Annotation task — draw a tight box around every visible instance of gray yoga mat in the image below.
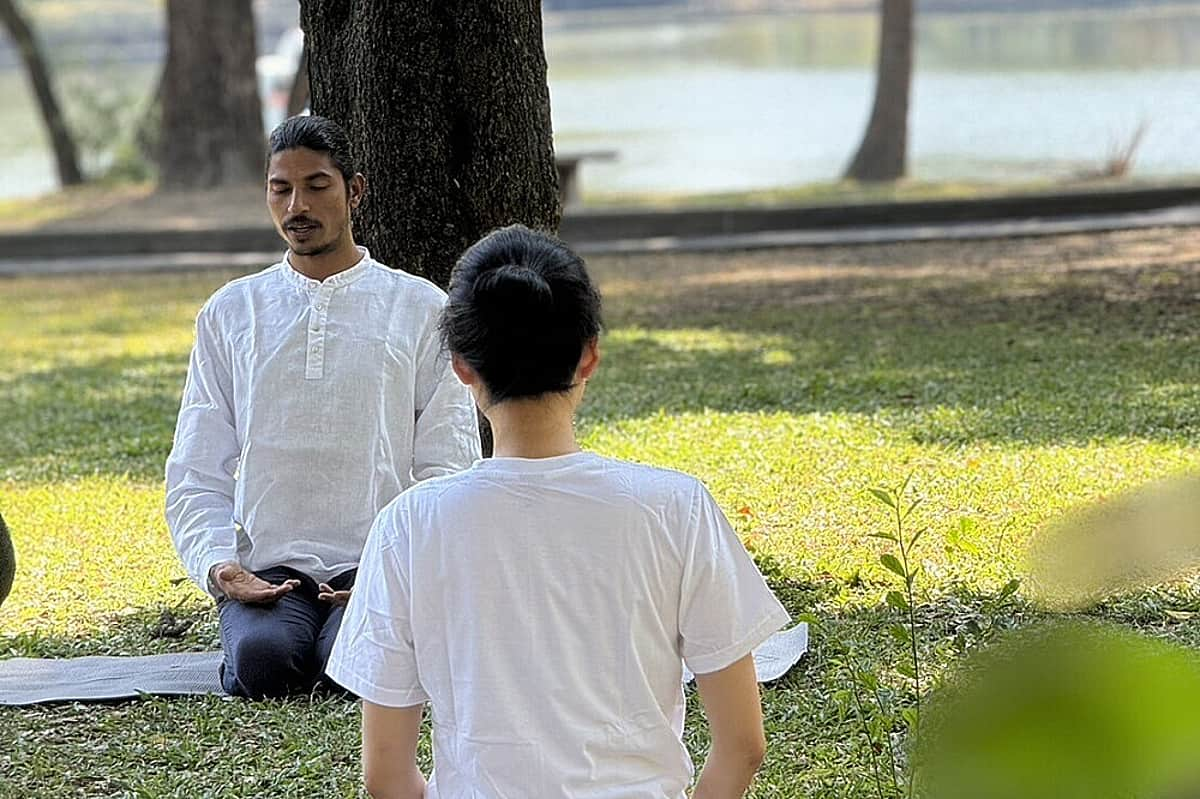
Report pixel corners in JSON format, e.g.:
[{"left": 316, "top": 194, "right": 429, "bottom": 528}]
[
  {"left": 0, "top": 624, "right": 808, "bottom": 706},
  {"left": 0, "top": 651, "right": 224, "bottom": 706}
]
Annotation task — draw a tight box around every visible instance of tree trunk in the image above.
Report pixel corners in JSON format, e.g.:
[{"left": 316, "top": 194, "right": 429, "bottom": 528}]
[
  {"left": 844, "top": 0, "right": 914, "bottom": 183},
  {"left": 0, "top": 0, "right": 83, "bottom": 187},
  {"left": 287, "top": 42, "right": 310, "bottom": 118},
  {"left": 298, "top": 0, "right": 561, "bottom": 290},
  {"left": 159, "top": 0, "right": 264, "bottom": 190}
]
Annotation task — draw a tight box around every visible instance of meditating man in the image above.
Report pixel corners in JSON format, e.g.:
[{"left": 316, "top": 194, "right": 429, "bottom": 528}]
[{"left": 165, "top": 115, "right": 480, "bottom": 699}]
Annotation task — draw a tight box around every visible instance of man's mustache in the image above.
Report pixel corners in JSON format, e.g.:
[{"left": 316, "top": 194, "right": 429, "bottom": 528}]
[{"left": 284, "top": 216, "right": 320, "bottom": 229}]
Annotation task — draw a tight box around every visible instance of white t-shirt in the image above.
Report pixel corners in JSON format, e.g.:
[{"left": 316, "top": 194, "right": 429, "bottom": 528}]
[{"left": 326, "top": 451, "right": 790, "bottom": 799}]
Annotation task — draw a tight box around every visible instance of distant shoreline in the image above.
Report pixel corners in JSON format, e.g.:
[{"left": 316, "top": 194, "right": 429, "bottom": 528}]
[
  {"left": 545, "top": 0, "right": 1200, "bottom": 30},
  {"left": 0, "top": 1, "right": 1196, "bottom": 67}
]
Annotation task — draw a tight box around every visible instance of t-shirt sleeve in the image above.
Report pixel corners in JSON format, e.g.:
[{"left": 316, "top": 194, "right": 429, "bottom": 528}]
[
  {"left": 325, "top": 503, "right": 429, "bottom": 707},
  {"left": 678, "top": 482, "right": 791, "bottom": 676}
]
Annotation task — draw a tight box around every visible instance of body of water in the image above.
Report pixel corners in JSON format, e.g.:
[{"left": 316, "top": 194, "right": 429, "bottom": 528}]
[{"left": 2, "top": 7, "right": 1199, "bottom": 201}]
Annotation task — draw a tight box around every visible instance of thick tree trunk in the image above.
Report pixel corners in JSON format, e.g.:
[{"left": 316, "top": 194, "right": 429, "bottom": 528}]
[
  {"left": 298, "top": 0, "right": 561, "bottom": 290},
  {"left": 159, "top": 0, "right": 264, "bottom": 190},
  {"left": 844, "top": 0, "right": 914, "bottom": 183},
  {"left": 287, "top": 42, "right": 310, "bottom": 118},
  {"left": 0, "top": 0, "right": 83, "bottom": 187}
]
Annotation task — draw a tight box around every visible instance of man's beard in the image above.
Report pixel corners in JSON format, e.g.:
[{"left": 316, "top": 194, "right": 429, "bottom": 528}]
[{"left": 292, "top": 229, "right": 344, "bottom": 257}]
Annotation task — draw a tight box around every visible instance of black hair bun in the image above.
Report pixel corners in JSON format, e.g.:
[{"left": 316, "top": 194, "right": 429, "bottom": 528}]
[
  {"left": 440, "top": 224, "right": 603, "bottom": 403},
  {"left": 471, "top": 264, "right": 554, "bottom": 315}
]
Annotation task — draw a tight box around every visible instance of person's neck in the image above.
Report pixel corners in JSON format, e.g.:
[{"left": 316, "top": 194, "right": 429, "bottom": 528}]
[
  {"left": 289, "top": 238, "right": 363, "bottom": 282},
  {"left": 486, "top": 397, "right": 580, "bottom": 459}
]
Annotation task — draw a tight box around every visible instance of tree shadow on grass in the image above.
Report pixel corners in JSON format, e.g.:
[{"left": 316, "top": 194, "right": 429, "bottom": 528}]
[
  {"left": 1, "top": 352, "right": 185, "bottom": 482},
  {"left": 586, "top": 259, "right": 1200, "bottom": 446},
  {"left": 6, "top": 243, "right": 1200, "bottom": 487}
]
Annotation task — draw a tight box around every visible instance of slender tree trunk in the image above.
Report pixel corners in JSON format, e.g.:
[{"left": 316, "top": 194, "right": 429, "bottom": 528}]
[
  {"left": 287, "top": 42, "right": 310, "bottom": 118},
  {"left": 298, "top": 0, "right": 561, "bottom": 290},
  {"left": 159, "top": 0, "right": 264, "bottom": 189},
  {"left": 844, "top": 0, "right": 914, "bottom": 183},
  {"left": 0, "top": 0, "right": 83, "bottom": 186}
]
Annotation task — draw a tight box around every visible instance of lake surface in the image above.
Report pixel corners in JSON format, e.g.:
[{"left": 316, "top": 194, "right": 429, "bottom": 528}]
[{"left": 2, "top": 7, "right": 1199, "bottom": 201}]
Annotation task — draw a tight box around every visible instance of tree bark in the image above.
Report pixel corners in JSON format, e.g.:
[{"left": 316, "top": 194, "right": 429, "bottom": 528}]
[
  {"left": 298, "top": 0, "right": 561, "bottom": 290},
  {"left": 159, "top": 0, "right": 264, "bottom": 190},
  {"left": 0, "top": 0, "right": 83, "bottom": 187},
  {"left": 844, "top": 0, "right": 914, "bottom": 183},
  {"left": 287, "top": 42, "right": 310, "bottom": 118}
]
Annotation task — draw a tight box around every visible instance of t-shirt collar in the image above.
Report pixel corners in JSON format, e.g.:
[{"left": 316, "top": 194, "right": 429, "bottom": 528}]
[
  {"left": 475, "top": 451, "right": 596, "bottom": 473},
  {"left": 282, "top": 246, "right": 373, "bottom": 290}
]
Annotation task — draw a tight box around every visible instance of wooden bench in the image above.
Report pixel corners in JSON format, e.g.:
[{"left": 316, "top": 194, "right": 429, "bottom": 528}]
[{"left": 556, "top": 150, "right": 617, "bottom": 208}]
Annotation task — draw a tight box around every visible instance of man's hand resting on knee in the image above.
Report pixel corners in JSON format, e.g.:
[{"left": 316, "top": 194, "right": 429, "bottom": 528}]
[
  {"left": 318, "top": 583, "right": 352, "bottom": 606},
  {"left": 210, "top": 561, "right": 300, "bottom": 604}
]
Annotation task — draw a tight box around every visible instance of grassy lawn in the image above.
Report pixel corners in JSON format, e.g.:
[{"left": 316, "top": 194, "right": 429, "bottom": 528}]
[{"left": 4, "top": 228, "right": 1200, "bottom": 796}]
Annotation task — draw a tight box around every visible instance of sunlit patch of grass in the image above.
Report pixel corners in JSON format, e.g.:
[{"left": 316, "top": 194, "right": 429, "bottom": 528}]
[
  {"left": 0, "top": 478, "right": 202, "bottom": 639},
  {"left": 583, "top": 410, "right": 1198, "bottom": 591}
]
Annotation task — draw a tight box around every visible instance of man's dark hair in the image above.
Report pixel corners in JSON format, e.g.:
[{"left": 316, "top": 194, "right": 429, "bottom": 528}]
[
  {"left": 266, "top": 115, "right": 356, "bottom": 184},
  {"left": 440, "top": 225, "right": 603, "bottom": 404}
]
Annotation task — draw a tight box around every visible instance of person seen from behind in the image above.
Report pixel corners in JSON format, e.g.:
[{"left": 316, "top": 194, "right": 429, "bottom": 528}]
[{"left": 326, "top": 225, "right": 790, "bottom": 798}]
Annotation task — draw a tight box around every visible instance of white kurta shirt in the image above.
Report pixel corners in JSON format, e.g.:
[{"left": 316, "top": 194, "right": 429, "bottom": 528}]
[
  {"left": 165, "top": 248, "right": 481, "bottom": 595},
  {"left": 327, "top": 452, "right": 790, "bottom": 799}
]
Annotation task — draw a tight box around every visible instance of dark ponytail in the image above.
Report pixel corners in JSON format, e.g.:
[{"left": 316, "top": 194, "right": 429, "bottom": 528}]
[{"left": 440, "top": 225, "right": 603, "bottom": 402}]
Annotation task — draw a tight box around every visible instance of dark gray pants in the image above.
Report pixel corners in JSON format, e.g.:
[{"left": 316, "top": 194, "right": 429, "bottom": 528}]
[{"left": 217, "top": 565, "right": 356, "bottom": 699}]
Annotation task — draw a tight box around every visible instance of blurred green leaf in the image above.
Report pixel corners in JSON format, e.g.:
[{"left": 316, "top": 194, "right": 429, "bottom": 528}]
[
  {"left": 1028, "top": 473, "right": 1200, "bottom": 611},
  {"left": 916, "top": 623, "right": 1200, "bottom": 799}
]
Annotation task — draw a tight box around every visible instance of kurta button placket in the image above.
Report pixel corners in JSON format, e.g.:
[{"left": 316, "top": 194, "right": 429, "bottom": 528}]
[{"left": 305, "top": 284, "right": 333, "bottom": 380}]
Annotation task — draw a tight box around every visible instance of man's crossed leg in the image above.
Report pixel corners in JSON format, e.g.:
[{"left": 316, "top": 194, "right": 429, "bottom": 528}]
[{"left": 217, "top": 566, "right": 356, "bottom": 699}]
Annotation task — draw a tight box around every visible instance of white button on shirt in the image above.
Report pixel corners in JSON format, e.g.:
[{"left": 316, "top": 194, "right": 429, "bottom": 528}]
[{"left": 165, "top": 248, "right": 481, "bottom": 595}]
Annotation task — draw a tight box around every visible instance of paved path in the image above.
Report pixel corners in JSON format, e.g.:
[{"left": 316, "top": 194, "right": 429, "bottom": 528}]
[{"left": 575, "top": 204, "right": 1200, "bottom": 255}]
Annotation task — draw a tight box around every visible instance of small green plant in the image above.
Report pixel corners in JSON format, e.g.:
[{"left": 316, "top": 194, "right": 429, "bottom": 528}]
[
  {"left": 832, "top": 648, "right": 905, "bottom": 799},
  {"left": 869, "top": 476, "right": 925, "bottom": 705},
  {"left": 834, "top": 475, "right": 927, "bottom": 798}
]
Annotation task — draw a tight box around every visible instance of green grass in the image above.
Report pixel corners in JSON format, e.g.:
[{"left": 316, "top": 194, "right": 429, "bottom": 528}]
[{"left": 4, "top": 233, "right": 1200, "bottom": 796}]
